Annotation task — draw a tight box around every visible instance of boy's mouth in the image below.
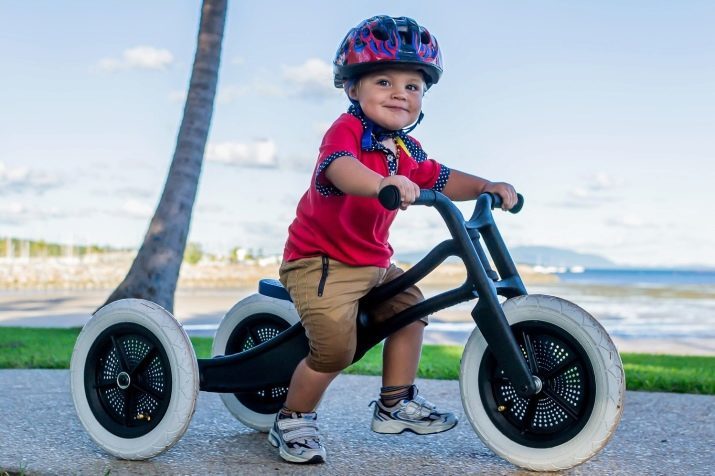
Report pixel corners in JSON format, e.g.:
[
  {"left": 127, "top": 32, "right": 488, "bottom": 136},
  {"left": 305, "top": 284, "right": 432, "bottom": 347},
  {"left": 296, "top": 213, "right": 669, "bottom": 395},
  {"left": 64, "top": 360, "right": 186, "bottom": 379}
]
[{"left": 384, "top": 105, "right": 409, "bottom": 112}]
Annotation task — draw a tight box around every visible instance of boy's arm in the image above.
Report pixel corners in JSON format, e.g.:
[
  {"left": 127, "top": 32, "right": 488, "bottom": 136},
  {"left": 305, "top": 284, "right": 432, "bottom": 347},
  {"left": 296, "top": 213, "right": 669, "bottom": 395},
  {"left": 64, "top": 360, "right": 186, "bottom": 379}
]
[
  {"left": 442, "top": 169, "right": 518, "bottom": 210},
  {"left": 324, "top": 156, "right": 420, "bottom": 208}
]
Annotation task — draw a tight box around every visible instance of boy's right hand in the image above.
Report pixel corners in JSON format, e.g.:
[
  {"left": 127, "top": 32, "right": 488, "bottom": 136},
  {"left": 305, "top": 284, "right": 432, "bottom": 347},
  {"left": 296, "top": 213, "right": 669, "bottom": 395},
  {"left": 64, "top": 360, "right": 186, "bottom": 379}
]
[{"left": 378, "top": 175, "right": 420, "bottom": 210}]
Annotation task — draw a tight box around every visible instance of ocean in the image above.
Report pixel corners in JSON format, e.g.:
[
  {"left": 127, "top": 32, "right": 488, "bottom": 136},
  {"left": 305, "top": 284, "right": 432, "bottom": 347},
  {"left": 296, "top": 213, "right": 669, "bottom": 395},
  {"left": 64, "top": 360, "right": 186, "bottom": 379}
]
[
  {"left": 436, "top": 268, "right": 715, "bottom": 341},
  {"left": 555, "top": 268, "right": 715, "bottom": 286}
]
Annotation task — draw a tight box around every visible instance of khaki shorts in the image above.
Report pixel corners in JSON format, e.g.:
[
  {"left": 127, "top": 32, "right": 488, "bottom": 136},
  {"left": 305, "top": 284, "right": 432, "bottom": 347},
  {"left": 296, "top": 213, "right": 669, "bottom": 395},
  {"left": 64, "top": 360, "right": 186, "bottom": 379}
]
[{"left": 279, "top": 256, "right": 427, "bottom": 373}]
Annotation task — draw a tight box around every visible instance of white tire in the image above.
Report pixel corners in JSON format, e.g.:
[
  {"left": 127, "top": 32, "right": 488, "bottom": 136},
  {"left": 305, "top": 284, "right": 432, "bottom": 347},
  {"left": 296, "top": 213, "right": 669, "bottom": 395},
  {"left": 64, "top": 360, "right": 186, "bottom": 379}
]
[
  {"left": 460, "top": 294, "right": 625, "bottom": 471},
  {"left": 212, "top": 293, "right": 300, "bottom": 432},
  {"left": 70, "top": 298, "right": 199, "bottom": 460}
]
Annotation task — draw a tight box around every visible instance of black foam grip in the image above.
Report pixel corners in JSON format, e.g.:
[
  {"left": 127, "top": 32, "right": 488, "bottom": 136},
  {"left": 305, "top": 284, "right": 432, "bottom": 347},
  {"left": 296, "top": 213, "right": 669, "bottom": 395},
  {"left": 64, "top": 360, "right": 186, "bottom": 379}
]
[{"left": 378, "top": 185, "right": 401, "bottom": 210}]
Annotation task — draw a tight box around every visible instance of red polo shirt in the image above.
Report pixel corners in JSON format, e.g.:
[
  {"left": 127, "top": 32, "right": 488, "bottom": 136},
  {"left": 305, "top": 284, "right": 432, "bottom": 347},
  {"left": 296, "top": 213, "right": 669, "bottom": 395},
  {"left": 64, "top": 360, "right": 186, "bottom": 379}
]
[{"left": 283, "top": 113, "right": 450, "bottom": 268}]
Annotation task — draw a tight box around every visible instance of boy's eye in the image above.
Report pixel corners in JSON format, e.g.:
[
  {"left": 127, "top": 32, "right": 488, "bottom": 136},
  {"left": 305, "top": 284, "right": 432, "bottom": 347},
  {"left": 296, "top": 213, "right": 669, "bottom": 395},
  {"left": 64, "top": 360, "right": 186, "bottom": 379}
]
[
  {"left": 376, "top": 79, "right": 390, "bottom": 86},
  {"left": 407, "top": 84, "right": 419, "bottom": 91}
]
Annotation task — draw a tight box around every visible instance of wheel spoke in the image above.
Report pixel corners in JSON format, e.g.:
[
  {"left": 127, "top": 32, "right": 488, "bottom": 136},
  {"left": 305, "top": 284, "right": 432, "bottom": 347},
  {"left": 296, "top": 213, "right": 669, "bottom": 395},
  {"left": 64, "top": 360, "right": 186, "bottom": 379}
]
[
  {"left": 522, "top": 332, "right": 539, "bottom": 374},
  {"left": 111, "top": 335, "right": 131, "bottom": 372},
  {"left": 123, "top": 387, "right": 136, "bottom": 426},
  {"left": 543, "top": 355, "right": 578, "bottom": 380},
  {"left": 132, "top": 381, "right": 163, "bottom": 400},
  {"left": 131, "top": 345, "right": 158, "bottom": 377},
  {"left": 543, "top": 387, "right": 580, "bottom": 420},
  {"left": 520, "top": 396, "right": 539, "bottom": 432},
  {"left": 93, "top": 381, "right": 116, "bottom": 390}
]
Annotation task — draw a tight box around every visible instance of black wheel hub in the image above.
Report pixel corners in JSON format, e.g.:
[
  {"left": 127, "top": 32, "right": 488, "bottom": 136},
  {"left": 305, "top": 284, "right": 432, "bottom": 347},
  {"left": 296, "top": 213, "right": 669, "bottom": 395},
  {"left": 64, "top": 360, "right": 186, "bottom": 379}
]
[
  {"left": 84, "top": 323, "right": 172, "bottom": 438},
  {"left": 479, "top": 320, "right": 596, "bottom": 448},
  {"left": 226, "top": 313, "right": 291, "bottom": 414}
]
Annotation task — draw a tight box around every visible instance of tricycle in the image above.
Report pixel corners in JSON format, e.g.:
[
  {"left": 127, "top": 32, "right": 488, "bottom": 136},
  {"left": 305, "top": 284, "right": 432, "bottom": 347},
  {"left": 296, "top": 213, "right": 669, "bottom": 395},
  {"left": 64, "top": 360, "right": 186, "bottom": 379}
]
[{"left": 70, "top": 186, "right": 624, "bottom": 471}]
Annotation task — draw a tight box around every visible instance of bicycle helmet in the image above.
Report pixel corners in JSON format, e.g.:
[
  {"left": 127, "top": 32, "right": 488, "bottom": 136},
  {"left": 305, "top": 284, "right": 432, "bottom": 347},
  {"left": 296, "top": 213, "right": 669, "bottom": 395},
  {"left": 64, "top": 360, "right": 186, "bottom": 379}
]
[{"left": 333, "top": 15, "right": 443, "bottom": 88}]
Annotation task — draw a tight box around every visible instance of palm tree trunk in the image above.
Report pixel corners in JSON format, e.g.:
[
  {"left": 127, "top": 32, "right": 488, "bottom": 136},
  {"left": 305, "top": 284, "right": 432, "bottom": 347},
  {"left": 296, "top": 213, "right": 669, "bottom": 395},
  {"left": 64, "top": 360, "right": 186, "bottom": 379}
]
[{"left": 102, "top": 0, "right": 228, "bottom": 313}]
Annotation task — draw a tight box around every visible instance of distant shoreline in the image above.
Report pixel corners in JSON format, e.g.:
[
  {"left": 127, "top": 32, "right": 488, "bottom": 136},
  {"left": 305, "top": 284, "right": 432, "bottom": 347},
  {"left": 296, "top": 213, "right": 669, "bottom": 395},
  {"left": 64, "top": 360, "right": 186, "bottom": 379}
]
[{"left": 0, "top": 257, "right": 558, "bottom": 291}]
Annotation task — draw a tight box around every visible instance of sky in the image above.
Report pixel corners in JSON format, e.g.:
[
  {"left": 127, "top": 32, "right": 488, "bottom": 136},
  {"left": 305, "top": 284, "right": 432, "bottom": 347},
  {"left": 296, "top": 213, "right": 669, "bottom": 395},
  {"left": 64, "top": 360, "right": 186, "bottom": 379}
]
[{"left": 1, "top": 1, "right": 714, "bottom": 267}]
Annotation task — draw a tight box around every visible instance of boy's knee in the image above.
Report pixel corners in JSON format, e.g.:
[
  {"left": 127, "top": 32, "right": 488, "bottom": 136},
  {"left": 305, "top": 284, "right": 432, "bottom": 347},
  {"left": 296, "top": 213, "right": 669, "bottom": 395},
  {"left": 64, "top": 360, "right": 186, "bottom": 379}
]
[{"left": 306, "top": 349, "right": 354, "bottom": 373}]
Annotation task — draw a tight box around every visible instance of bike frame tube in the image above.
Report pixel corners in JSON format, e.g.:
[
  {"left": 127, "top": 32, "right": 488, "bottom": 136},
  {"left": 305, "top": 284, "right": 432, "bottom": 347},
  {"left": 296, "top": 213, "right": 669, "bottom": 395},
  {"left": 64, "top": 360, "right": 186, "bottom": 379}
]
[
  {"left": 196, "top": 191, "right": 538, "bottom": 397},
  {"left": 454, "top": 193, "right": 536, "bottom": 395},
  {"left": 198, "top": 324, "right": 309, "bottom": 393}
]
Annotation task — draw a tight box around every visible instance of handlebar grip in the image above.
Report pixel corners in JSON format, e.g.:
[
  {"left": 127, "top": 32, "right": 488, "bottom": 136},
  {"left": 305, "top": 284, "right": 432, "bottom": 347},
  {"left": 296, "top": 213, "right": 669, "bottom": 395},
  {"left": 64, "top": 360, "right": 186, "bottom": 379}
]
[
  {"left": 378, "top": 185, "right": 401, "bottom": 210},
  {"left": 493, "top": 193, "right": 524, "bottom": 214},
  {"left": 378, "top": 186, "right": 437, "bottom": 210}
]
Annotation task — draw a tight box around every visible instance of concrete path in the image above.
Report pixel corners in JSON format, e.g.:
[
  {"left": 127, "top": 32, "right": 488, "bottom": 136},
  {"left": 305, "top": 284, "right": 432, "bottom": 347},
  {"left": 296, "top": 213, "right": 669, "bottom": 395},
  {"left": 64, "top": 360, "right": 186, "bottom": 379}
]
[{"left": 0, "top": 370, "right": 713, "bottom": 475}]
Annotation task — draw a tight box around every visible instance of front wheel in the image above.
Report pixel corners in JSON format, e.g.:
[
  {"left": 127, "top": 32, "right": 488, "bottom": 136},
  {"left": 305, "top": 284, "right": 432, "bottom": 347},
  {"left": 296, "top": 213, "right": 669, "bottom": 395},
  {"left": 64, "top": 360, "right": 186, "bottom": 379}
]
[{"left": 460, "top": 294, "right": 625, "bottom": 471}]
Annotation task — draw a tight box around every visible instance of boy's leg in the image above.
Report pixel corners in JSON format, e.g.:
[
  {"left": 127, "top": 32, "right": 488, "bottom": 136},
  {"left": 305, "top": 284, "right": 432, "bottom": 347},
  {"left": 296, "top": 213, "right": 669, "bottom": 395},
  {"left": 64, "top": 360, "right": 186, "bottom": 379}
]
[
  {"left": 382, "top": 320, "right": 425, "bottom": 389},
  {"left": 370, "top": 265, "right": 458, "bottom": 435},
  {"left": 273, "top": 257, "right": 385, "bottom": 463},
  {"left": 267, "top": 358, "right": 337, "bottom": 464},
  {"left": 285, "top": 358, "right": 339, "bottom": 412}
]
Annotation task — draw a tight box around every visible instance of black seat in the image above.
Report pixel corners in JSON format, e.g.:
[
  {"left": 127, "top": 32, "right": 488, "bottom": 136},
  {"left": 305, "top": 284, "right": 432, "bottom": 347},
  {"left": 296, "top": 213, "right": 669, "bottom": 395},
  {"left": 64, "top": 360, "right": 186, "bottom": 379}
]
[{"left": 258, "top": 278, "right": 293, "bottom": 302}]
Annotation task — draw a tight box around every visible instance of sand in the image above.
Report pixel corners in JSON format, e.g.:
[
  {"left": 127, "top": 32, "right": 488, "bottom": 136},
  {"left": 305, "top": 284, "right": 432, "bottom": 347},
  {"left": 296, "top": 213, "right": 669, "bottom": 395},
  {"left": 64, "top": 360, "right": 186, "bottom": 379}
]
[{"left": 1, "top": 287, "right": 712, "bottom": 356}]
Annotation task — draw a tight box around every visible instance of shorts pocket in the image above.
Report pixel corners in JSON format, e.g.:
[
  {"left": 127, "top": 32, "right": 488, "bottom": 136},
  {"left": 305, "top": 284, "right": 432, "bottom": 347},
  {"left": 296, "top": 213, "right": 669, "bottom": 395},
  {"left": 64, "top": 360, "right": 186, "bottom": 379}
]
[{"left": 317, "top": 255, "right": 329, "bottom": 297}]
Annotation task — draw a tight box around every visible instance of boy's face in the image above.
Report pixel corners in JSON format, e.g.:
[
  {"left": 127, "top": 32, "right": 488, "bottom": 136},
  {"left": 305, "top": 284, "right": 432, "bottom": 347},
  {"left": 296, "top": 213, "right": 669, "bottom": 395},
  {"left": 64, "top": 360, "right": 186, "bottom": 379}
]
[{"left": 348, "top": 68, "right": 425, "bottom": 131}]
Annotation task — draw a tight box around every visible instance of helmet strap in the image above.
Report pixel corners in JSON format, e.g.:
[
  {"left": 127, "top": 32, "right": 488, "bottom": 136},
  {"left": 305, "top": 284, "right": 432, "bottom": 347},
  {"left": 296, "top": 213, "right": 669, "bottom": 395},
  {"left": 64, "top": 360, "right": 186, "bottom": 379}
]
[{"left": 348, "top": 104, "right": 425, "bottom": 149}]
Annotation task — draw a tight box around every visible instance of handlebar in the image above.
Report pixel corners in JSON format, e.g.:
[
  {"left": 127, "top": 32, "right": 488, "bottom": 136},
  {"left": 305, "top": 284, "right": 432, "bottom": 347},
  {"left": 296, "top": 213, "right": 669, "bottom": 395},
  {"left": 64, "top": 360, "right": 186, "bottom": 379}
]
[{"left": 377, "top": 185, "right": 524, "bottom": 214}]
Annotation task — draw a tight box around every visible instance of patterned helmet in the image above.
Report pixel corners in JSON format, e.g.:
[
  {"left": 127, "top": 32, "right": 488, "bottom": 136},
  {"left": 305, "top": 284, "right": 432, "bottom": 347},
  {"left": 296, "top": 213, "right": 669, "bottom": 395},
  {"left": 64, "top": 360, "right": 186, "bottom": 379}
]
[{"left": 333, "top": 16, "right": 443, "bottom": 88}]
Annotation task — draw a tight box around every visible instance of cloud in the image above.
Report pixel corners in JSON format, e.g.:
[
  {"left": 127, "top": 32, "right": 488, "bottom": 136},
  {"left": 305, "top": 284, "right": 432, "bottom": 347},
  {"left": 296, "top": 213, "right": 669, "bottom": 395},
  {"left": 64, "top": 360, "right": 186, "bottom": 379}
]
[
  {"left": 313, "top": 121, "right": 332, "bottom": 135},
  {"left": 606, "top": 214, "right": 657, "bottom": 229},
  {"left": 205, "top": 139, "right": 278, "bottom": 168},
  {"left": 111, "top": 186, "right": 155, "bottom": 199},
  {"left": 216, "top": 84, "right": 250, "bottom": 104},
  {"left": 0, "top": 201, "right": 25, "bottom": 223},
  {"left": 168, "top": 90, "right": 187, "bottom": 103},
  {"left": 216, "top": 58, "right": 341, "bottom": 104},
  {"left": 558, "top": 172, "right": 623, "bottom": 208},
  {"left": 119, "top": 199, "right": 153, "bottom": 219},
  {"left": 282, "top": 58, "right": 341, "bottom": 101},
  {"left": 96, "top": 46, "right": 174, "bottom": 72},
  {"left": 587, "top": 172, "right": 621, "bottom": 191},
  {"left": 0, "top": 201, "right": 68, "bottom": 224},
  {"left": 0, "top": 162, "right": 61, "bottom": 195}
]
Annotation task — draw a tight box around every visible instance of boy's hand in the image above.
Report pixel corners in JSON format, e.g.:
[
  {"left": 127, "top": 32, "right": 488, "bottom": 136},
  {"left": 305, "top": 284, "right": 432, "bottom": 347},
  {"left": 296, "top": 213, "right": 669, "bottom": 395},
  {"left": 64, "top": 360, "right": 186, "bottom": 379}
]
[
  {"left": 484, "top": 181, "right": 518, "bottom": 211},
  {"left": 378, "top": 175, "right": 420, "bottom": 210}
]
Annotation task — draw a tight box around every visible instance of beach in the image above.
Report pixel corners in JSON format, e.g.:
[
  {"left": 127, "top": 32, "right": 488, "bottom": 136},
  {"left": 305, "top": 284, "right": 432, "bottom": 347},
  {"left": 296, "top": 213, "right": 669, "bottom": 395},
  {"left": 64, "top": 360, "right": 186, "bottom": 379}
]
[{"left": 1, "top": 276, "right": 713, "bottom": 356}]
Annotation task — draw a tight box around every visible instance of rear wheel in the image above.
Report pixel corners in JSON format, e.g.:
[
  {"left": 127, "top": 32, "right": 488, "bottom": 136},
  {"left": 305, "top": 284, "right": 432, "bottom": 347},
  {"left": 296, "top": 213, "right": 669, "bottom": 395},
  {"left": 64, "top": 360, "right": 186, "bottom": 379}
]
[
  {"left": 70, "top": 299, "right": 199, "bottom": 460},
  {"left": 460, "top": 294, "right": 624, "bottom": 471},
  {"left": 212, "top": 293, "right": 299, "bottom": 431}
]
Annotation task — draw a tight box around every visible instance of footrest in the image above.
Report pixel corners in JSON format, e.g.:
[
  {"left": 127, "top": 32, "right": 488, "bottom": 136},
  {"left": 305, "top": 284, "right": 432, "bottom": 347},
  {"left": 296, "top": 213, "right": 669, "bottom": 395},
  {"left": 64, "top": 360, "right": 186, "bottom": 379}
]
[{"left": 258, "top": 279, "right": 292, "bottom": 302}]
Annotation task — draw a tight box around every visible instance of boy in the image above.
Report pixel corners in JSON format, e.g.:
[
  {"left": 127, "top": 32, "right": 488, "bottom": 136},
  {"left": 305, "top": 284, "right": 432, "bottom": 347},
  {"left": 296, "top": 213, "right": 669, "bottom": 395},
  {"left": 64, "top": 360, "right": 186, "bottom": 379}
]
[{"left": 269, "top": 15, "right": 518, "bottom": 464}]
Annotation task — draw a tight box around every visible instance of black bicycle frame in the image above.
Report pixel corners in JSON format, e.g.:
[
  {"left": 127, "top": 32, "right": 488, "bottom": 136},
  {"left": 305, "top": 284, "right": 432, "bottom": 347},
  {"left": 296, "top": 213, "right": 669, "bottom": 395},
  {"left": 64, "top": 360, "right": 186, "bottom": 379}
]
[{"left": 198, "top": 190, "right": 540, "bottom": 398}]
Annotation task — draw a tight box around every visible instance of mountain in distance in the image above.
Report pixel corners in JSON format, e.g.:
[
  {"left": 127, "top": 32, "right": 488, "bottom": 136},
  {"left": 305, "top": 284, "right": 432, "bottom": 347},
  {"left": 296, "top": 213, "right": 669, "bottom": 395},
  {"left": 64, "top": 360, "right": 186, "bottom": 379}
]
[{"left": 396, "top": 245, "right": 615, "bottom": 269}]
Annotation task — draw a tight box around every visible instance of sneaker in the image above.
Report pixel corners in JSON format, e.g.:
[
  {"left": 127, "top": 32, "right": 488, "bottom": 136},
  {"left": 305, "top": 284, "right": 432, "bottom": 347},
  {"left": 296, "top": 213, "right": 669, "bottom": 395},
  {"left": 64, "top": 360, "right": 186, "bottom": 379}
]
[
  {"left": 370, "top": 388, "right": 458, "bottom": 435},
  {"left": 268, "top": 412, "right": 326, "bottom": 464}
]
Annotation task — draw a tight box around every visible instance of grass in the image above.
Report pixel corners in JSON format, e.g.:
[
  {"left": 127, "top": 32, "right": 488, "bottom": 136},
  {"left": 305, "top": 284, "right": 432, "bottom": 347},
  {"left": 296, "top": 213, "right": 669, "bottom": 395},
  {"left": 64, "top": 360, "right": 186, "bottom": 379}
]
[{"left": 1, "top": 327, "right": 713, "bottom": 395}]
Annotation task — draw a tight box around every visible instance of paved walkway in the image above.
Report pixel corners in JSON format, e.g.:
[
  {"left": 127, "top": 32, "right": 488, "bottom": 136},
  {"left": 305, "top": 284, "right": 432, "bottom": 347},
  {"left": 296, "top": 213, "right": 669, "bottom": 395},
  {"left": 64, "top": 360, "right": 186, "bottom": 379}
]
[{"left": 0, "top": 370, "right": 713, "bottom": 475}]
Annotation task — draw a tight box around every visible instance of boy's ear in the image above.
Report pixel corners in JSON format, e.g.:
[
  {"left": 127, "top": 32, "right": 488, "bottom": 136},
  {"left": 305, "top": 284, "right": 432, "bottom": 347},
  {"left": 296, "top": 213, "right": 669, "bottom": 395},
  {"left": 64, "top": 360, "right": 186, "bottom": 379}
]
[{"left": 345, "top": 83, "right": 359, "bottom": 101}]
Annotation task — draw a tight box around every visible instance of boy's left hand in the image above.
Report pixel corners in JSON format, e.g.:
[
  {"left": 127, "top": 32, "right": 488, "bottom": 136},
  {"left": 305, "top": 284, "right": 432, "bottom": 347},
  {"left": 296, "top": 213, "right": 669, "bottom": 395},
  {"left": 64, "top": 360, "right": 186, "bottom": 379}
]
[{"left": 484, "top": 182, "right": 518, "bottom": 211}]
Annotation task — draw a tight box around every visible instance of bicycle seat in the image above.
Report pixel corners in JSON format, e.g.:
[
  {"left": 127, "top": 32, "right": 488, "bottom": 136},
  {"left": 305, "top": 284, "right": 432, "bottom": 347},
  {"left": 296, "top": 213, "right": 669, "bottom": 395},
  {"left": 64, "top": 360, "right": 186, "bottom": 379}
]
[{"left": 258, "top": 279, "right": 292, "bottom": 302}]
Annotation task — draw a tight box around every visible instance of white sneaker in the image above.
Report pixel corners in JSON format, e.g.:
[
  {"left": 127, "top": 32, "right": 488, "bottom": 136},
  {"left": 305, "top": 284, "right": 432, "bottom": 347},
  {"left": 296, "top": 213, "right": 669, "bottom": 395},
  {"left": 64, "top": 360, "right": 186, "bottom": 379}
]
[
  {"left": 370, "top": 388, "right": 458, "bottom": 435},
  {"left": 268, "top": 412, "right": 326, "bottom": 464}
]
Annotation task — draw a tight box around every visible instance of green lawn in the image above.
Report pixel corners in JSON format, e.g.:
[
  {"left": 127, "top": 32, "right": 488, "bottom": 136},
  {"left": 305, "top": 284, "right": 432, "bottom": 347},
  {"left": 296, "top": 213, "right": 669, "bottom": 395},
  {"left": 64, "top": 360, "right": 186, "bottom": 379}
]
[{"left": 1, "top": 327, "right": 713, "bottom": 395}]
